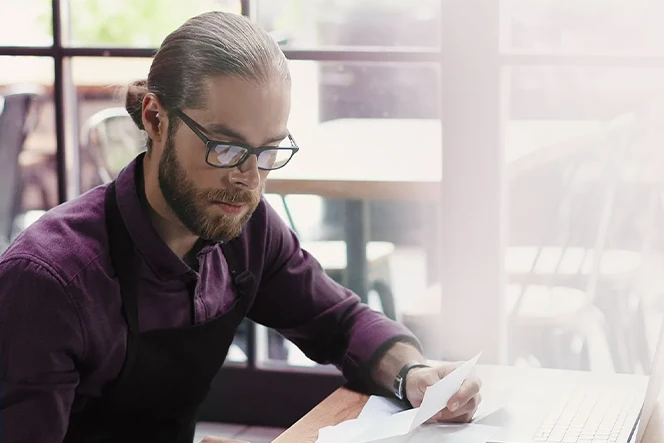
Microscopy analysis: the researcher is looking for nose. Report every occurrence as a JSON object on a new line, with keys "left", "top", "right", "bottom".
{"left": 227, "top": 154, "right": 261, "bottom": 191}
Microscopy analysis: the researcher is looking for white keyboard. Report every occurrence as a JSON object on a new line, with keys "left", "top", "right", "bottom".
{"left": 533, "top": 390, "right": 639, "bottom": 443}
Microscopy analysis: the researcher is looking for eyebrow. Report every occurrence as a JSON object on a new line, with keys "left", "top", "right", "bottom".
{"left": 203, "top": 122, "right": 289, "bottom": 146}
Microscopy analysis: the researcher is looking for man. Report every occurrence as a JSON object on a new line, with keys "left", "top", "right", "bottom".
{"left": 0, "top": 11, "right": 481, "bottom": 443}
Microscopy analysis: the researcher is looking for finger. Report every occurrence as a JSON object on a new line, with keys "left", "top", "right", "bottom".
{"left": 436, "top": 362, "right": 462, "bottom": 379}
{"left": 415, "top": 370, "right": 441, "bottom": 391}
{"left": 427, "top": 405, "right": 476, "bottom": 424}
{"left": 447, "top": 377, "right": 482, "bottom": 412}
{"left": 427, "top": 393, "right": 481, "bottom": 424}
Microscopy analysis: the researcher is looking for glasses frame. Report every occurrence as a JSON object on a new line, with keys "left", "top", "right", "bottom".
{"left": 174, "top": 109, "right": 299, "bottom": 171}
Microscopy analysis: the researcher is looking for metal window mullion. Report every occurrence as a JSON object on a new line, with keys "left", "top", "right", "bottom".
{"left": 241, "top": 0, "right": 251, "bottom": 18}
{"left": 7, "top": 46, "right": 664, "bottom": 67}
{"left": 52, "top": 0, "right": 68, "bottom": 204}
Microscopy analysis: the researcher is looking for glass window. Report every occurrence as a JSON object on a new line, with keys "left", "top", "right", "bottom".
{"left": 0, "top": 57, "right": 57, "bottom": 251}
{"left": 0, "top": 1, "right": 51, "bottom": 46}
{"left": 68, "top": 0, "right": 241, "bottom": 47}
{"left": 506, "top": 66, "right": 664, "bottom": 373}
{"left": 502, "top": 0, "right": 664, "bottom": 55}
{"left": 256, "top": 0, "right": 441, "bottom": 48}
{"left": 72, "top": 57, "right": 151, "bottom": 192}
{"left": 263, "top": 60, "right": 442, "bottom": 368}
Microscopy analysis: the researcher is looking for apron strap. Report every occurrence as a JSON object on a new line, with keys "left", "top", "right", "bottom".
{"left": 104, "top": 181, "right": 141, "bottom": 335}
{"left": 220, "top": 240, "right": 256, "bottom": 299}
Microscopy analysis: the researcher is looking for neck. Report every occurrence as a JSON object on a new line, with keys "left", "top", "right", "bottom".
{"left": 141, "top": 154, "right": 198, "bottom": 259}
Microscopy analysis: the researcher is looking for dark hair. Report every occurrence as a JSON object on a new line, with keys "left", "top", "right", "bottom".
{"left": 125, "top": 11, "right": 290, "bottom": 152}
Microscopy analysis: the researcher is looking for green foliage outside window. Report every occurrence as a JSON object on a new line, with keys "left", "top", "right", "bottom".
{"left": 38, "top": 0, "right": 234, "bottom": 47}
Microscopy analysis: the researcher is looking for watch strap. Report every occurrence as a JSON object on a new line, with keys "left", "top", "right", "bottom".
{"left": 393, "top": 361, "right": 430, "bottom": 409}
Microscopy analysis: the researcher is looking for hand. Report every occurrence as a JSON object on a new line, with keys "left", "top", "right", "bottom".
{"left": 200, "top": 437, "right": 250, "bottom": 443}
{"left": 405, "top": 363, "right": 482, "bottom": 423}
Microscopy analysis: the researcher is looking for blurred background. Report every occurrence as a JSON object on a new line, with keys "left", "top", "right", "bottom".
{"left": 2, "top": 0, "right": 664, "bottom": 428}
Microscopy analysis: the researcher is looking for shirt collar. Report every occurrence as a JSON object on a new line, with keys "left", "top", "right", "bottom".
{"left": 114, "top": 152, "right": 200, "bottom": 280}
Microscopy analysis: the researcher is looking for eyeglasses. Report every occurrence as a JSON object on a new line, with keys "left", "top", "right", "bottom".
{"left": 174, "top": 109, "right": 299, "bottom": 171}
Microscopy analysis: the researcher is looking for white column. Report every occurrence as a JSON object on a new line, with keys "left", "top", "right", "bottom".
{"left": 436, "top": 0, "right": 508, "bottom": 364}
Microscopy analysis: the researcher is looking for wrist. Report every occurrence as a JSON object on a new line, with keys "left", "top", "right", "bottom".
{"left": 393, "top": 361, "right": 430, "bottom": 408}
{"left": 371, "top": 341, "right": 426, "bottom": 393}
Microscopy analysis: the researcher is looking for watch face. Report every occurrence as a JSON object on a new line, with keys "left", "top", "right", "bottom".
{"left": 394, "top": 376, "right": 404, "bottom": 400}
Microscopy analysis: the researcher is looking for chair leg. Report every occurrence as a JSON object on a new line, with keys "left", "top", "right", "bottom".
{"left": 631, "top": 297, "right": 652, "bottom": 374}
{"left": 371, "top": 279, "right": 397, "bottom": 321}
{"left": 280, "top": 195, "right": 299, "bottom": 236}
{"left": 267, "top": 329, "right": 289, "bottom": 361}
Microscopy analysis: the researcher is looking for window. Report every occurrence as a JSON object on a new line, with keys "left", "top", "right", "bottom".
{"left": 0, "top": 2, "right": 52, "bottom": 46}
{"left": 0, "top": 56, "right": 57, "bottom": 249}
{"left": 68, "top": 0, "right": 241, "bottom": 47}
{"left": 506, "top": 65, "right": 664, "bottom": 373}
{"left": 502, "top": 0, "right": 664, "bottom": 55}
{"left": 257, "top": 0, "right": 441, "bottom": 48}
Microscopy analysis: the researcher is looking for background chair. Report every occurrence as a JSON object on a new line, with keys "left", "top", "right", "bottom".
{"left": 80, "top": 107, "right": 145, "bottom": 188}
{"left": 0, "top": 84, "right": 46, "bottom": 251}
{"left": 505, "top": 112, "right": 662, "bottom": 373}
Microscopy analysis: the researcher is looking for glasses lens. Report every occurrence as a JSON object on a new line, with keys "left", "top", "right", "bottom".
{"left": 210, "top": 144, "right": 247, "bottom": 166}
{"left": 257, "top": 149, "right": 294, "bottom": 170}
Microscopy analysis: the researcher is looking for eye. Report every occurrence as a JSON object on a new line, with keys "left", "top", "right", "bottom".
{"left": 211, "top": 144, "right": 246, "bottom": 166}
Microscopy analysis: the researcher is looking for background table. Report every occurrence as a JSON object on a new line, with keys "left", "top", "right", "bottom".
{"left": 266, "top": 118, "right": 606, "bottom": 301}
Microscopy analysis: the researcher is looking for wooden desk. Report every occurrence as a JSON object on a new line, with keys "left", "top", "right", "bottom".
{"left": 274, "top": 365, "right": 662, "bottom": 443}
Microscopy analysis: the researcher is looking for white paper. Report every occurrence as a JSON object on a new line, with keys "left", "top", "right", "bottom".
{"left": 357, "top": 395, "right": 404, "bottom": 420}
{"left": 317, "top": 420, "right": 499, "bottom": 443}
{"left": 396, "top": 422, "right": 500, "bottom": 442}
{"left": 316, "top": 418, "right": 369, "bottom": 443}
{"left": 472, "top": 386, "right": 511, "bottom": 423}
{"left": 315, "top": 352, "right": 485, "bottom": 443}
{"left": 357, "top": 383, "right": 509, "bottom": 425}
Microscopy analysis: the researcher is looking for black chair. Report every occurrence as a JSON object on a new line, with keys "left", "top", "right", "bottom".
{"left": 0, "top": 84, "right": 45, "bottom": 251}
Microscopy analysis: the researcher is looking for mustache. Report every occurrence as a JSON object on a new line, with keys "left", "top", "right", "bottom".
{"left": 199, "top": 188, "right": 260, "bottom": 206}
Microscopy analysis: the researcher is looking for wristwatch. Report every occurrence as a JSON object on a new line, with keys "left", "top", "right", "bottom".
{"left": 393, "top": 361, "right": 430, "bottom": 409}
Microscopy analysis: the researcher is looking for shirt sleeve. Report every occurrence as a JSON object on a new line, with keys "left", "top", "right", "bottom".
{"left": 246, "top": 202, "right": 423, "bottom": 388}
{"left": 0, "top": 256, "right": 85, "bottom": 443}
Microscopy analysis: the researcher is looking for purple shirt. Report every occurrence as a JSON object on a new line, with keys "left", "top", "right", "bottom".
{"left": 0, "top": 155, "right": 420, "bottom": 442}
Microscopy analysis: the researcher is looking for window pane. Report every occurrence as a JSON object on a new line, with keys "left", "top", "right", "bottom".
{"left": 263, "top": 60, "right": 442, "bottom": 368}
{"left": 0, "top": 1, "right": 52, "bottom": 46}
{"left": 256, "top": 0, "right": 441, "bottom": 48}
{"left": 0, "top": 57, "right": 57, "bottom": 252}
{"left": 68, "top": 0, "right": 241, "bottom": 47}
{"left": 503, "top": 0, "right": 664, "bottom": 55}
{"left": 507, "top": 66, "right": 664, "bottom": 374}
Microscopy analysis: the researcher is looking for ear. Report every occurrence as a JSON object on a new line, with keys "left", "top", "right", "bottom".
{"left": 141, "top": 93, "right": 168, "bottom": 146}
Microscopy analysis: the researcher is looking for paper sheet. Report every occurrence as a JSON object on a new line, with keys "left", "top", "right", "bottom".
{"left": 316, "top": 352, "right": 493, "bottom": 443}
{"left": 359, "top": 385, "right": 509, "bottom": 424}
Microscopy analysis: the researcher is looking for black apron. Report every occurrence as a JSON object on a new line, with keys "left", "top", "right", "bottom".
{"left": 64, "top": 181, "right": 256, "bottom": 443}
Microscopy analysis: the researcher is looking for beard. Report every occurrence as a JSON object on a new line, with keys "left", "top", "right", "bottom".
{"left": 157, "top": 135, "right": 262, "bottom": 242}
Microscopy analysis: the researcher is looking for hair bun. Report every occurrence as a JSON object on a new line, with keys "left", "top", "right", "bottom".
{"left": 125, "top": 79, "right": 148, "bottom": 130}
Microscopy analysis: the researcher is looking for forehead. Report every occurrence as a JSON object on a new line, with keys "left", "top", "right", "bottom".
{"left": 193, "top": 75, "right": 291, "bottom": 144}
